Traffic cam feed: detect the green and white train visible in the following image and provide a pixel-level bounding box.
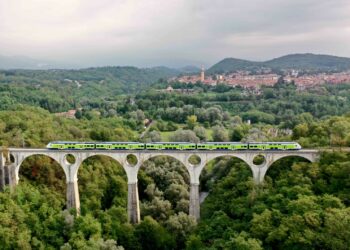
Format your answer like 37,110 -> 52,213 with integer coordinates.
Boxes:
46,141 -> 301,150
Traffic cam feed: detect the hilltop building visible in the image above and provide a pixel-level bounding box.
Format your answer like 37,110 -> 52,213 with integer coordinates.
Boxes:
157,85 -> 196,94
200,66 -> 205,82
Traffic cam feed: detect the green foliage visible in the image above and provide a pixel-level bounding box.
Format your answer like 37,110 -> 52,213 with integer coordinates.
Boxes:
193,126 -> 207,141
78,156 -> 127,214
212,125 -> 229,142
242,110 -> 275,124
293,115 -> 350,147
0,184 -> 66,249
134,216 -> 175,250
186,115 -> 197,129
169,129 -> 200,143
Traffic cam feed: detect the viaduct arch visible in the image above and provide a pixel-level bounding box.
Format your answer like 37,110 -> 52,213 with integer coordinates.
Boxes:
0,148 -> 319,223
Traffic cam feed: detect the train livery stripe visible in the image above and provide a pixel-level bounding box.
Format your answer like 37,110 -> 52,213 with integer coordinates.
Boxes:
46,142 -> 302,150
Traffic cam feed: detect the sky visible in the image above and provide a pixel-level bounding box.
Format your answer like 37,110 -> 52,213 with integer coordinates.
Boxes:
1,0 -> 350,68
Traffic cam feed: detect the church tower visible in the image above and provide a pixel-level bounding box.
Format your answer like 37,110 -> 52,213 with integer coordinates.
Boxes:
200,65 -> 205,82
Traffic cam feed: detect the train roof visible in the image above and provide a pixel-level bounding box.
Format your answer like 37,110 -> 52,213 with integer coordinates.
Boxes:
50,141 -> 142,144
198,142 -> 244,144
95,142 -> 142,144
50,141 -> 95,144
248,142 -> 299,144
146,142 -> 196,144
49,141 -> 300,145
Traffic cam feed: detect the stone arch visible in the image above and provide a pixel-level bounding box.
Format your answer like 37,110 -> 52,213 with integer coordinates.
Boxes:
141,153 -> 188,170
197,154 -> 254,202
264,154 -> 315,182
270,154 -> 315,166
77,154 -> 128,215
138,154 -> 191,188
14,152 -> 64,184
194,153 -> 253,185
76,153 -> 128,176
137,154 -> 191,219
55,151 -> 143,184
15,153 -> 67,198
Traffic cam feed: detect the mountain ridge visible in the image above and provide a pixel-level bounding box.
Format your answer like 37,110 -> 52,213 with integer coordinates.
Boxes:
2,53 -> 350,77
0,55 -> 77,69
208,53 -> 350,73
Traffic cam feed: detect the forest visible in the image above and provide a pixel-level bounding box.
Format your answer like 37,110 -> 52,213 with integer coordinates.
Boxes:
0,69 -> 350,249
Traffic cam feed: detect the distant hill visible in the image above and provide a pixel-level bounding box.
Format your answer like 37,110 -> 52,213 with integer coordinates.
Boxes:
81,66 -> 181,85
0,54 -> 201,74
0,55 -> 73,69
0,55 -> 197,85
207,58 -> 260,73
265,53 -> 350,71
177,65 -> 201,74
208,53 -> 350,73
0,66 -> 182,94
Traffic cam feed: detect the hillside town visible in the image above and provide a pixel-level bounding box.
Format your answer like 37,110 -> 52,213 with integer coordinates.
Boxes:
170,67 -> 350,90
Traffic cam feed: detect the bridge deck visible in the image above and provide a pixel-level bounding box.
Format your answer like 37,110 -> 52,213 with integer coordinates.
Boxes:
7,148 -> 319,154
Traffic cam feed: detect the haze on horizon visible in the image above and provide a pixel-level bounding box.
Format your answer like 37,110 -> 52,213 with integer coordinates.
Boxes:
1,0 -> 350,68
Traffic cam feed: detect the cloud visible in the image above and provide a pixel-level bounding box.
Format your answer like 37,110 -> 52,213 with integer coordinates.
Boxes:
0,0 -> 349,67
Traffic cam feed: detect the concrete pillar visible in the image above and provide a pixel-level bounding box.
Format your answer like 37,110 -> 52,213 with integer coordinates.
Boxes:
251,164 -> 269,184
1,162 -> 17,191
11,165 -> 17,190
0,153 -> 5,190
66,180 -> 80,214
189,183 -> 200,220
246,154 -> 272,184
127,182 -> 140,223
186,157 -> 207,221
122,155 -> 142,224
5,165 -> 11,190
59,153 -> 82,216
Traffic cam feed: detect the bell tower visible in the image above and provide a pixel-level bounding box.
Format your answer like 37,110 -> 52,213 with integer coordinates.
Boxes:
200,65 -> 205,82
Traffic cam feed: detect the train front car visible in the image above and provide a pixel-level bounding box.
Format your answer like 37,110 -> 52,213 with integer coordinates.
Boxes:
46,141 -> 69,149
248,142 -> 302,150
46,141 -> 57,149
293,142 -> 302,150
275,142 -> 302,150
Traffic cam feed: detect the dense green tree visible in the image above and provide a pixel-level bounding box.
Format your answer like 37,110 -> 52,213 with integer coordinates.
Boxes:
134,216 -> 175,250
186,115 -> 197,129
193,126 -> 207,141
169,129 -> 200,143
212,125 -> 229,142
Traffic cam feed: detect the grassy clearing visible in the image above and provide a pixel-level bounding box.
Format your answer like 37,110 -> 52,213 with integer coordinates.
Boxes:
205,128 -> 213,141
160,131 -> 173,141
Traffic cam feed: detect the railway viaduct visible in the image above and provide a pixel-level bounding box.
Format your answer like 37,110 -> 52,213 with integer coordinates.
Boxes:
0,148 -> 319,223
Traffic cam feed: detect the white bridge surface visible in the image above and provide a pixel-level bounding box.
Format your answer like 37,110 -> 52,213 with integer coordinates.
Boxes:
0,147 -> 334,223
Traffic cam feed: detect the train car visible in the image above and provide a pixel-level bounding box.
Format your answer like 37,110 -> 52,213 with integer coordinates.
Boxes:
248,142 -> 301,150
46,141 -> 95,150
197,142 -> 248,150
46,141 -> 302,151
95,142 -> 144,150
146,142 -> 196,150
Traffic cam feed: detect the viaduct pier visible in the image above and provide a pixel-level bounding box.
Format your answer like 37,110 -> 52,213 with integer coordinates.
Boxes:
0,148 -> 319,223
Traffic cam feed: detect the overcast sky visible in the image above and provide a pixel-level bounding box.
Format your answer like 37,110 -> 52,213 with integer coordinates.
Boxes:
1,0 -> 350,67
